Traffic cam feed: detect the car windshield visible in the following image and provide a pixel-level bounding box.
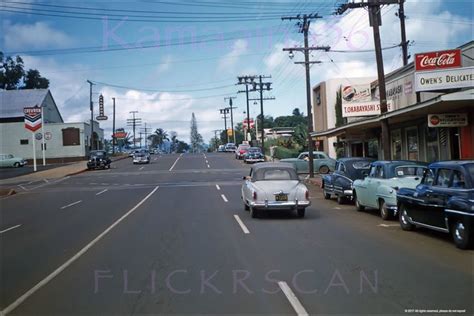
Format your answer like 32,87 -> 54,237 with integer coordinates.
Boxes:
91,152 -> 105,157
393,165 -> 426,177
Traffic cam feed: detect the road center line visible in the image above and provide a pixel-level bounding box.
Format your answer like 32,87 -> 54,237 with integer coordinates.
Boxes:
60,200 -> 82,210
233,215 -> 250,234
207,164 -> 210,168
215,184 -> 221,190
1,186 -> 160,316
0,224 -> 22,235
169,154 -> 182,171
278,281 -> 309,316
96,189 -> 108,196
139,167 -> 144,170
221,194 -> 228,202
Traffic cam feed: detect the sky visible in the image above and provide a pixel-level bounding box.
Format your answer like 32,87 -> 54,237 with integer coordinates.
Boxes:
1,0 -> 473,143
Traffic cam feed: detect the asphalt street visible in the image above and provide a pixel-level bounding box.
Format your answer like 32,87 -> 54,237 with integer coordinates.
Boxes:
0,153 -> 472,315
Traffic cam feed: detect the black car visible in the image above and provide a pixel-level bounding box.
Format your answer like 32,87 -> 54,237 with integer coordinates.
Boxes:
243,147 -> 265,164
322,157 -> 374,204
397,160 -> 474,249
87,150 -> 111,170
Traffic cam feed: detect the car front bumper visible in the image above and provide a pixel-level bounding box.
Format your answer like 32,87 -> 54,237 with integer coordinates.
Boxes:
245,158 -> 265,163
250,200 -> 310,209
133,159 -> 149,164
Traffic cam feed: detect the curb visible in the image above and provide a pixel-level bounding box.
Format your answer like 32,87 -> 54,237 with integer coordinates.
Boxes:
0,188 -> 16,197
67,155 -> 128,177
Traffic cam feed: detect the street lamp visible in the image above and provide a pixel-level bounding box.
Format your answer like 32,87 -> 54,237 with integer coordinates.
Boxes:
288,50 -> 295,59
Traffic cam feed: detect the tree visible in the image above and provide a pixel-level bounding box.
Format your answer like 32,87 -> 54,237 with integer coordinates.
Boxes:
169,131 -> 178,153
22,69 -> 50,89
292,108 -> 303,117
0,53 -> 25,90
148,128 -> 169,149
190,113 -> 203,153
176,140 -> 189,153
292,123 -> 308,150
256,114 -> 274,128
335,86 -> 345,127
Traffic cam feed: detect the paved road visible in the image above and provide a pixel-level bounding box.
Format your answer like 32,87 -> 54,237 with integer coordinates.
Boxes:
1,153 -> 472,315
0,164 -> 64,180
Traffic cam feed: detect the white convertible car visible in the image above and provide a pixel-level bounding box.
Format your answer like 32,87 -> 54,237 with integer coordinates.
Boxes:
241,163 -> 310,218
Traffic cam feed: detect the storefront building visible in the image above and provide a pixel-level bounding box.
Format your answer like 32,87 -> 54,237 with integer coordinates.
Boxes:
311,40 -> 473,162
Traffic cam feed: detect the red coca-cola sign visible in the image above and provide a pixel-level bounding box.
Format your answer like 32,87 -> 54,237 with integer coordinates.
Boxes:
415,49 -> 462,71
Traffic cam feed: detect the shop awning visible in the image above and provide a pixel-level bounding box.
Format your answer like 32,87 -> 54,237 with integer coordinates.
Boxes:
312,89 -> 474,138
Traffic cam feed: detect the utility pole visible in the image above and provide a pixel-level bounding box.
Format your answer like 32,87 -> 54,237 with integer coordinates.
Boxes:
127,111 -> 141,149
212,129 -> 221,151
335,0 -> 400,160
140,123 -> 152,150
224,97 -> 237,144
86,80 -> 95,151
219,108 -> 230,143
112,97 -> 116,154
397,0 -> 409,66
282,13 -> 327,178
248,75 -> 274,156
237,76 -> 254,141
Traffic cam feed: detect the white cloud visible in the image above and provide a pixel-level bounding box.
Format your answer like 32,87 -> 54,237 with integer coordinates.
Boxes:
3,21 -> 74,51
217,39 -> 248,72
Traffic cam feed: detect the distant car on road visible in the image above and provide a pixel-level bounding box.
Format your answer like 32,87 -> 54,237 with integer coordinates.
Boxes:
217,145 -> 225,152
87,150 -> 111,170
280,151 -> 336,174
322,157 -> 374,204
133,152 -> 150,164
235,144 -> 250,159
241,162 -> 310,218
243,147 -> 265,164
353,160 -> 427,220
225,143 -> 237,152
397,160 -> 474,249
0,154 -> 27,168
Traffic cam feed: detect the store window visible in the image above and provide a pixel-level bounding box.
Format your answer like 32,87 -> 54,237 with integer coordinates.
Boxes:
20,139 -> 29,145
368,139 -> 379,159
391,129 -> 402,160
406,128 -> 419,161
62,128 -> 80,146
425,126 -> 439,162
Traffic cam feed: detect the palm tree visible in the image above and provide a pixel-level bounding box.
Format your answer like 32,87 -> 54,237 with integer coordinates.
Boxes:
148,128 -> 169,150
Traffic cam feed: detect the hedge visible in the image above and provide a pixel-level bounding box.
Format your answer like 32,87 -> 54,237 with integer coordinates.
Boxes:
273,146 -> 300,160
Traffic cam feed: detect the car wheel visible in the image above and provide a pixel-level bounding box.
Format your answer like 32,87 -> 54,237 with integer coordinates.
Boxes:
354,192 -> 365,211
337,195 -> 345,205
399,204 -> 414,231
14,162 -> 20,168
250,207 -> 259,218
379,200 -> 391,220
452,220 -> 472,250
244,201 -> 249,211
319,165 -> 330,174
297,208 -> 305,218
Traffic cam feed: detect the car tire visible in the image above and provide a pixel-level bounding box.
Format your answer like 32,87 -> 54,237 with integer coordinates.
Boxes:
399,204 -> 414,231
337,195 -> 346,205
250,207 -> 259,218
244,202 -> 249,211
451,220 -> 473,250
379,201 -> 391,220
354,192 -> 365,211
14,162 -> 20,168
297,208 -> 305,218
319,165 -> 330,174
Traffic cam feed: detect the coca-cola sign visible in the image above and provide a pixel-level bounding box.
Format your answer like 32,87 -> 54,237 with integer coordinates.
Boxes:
415,49 -> 462,71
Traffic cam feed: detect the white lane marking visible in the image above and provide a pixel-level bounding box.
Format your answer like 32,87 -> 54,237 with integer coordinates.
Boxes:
60,200 -> 82,210
0,224 -> 22,235
17,185 -> 28,191
96,189 -> 108,196
378,224 -> 399,227
1,186 -> 160,316
233,215 -> 250,234
154,158 -> 158,161
139,167 -> 144,170
205,160 -> 209,164
207,164 -> 210,168
215,184 -> 221,191
43,179 -> 49,183
221,194 -> 228,202
278,281 -> 309,316
169,154 -> 182,171
333,207 -> 341,210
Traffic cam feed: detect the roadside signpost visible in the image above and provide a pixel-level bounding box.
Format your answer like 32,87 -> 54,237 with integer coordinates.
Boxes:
24,106 -> 42,171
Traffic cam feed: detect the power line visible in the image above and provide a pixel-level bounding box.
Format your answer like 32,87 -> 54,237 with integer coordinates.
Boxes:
91,80 -> 236,93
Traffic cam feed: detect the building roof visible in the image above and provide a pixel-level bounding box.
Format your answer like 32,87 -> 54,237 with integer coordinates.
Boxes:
0,89 -> 49,118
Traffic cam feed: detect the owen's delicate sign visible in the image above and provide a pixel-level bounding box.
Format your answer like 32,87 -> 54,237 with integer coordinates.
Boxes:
415,49 -> 462,72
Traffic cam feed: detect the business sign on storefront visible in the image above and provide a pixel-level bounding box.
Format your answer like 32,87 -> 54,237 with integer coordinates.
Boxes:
342,84 -> 371,103
428,113 -> 468,127
342,101 -> 394,117
415,67 -> 474,92
415,49 -> 462,72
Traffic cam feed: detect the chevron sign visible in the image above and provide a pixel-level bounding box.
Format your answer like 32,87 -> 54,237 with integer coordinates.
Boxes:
24,106 -> 42,132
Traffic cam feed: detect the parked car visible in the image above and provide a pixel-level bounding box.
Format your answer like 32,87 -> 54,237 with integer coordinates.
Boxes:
133,152 -> 150,164
87,150 -> 111,170
397,160 -> 474,249
217,145 -> 225,152
235,144 -> 250,159
225,143 -> 237,152
0,154 -> 27,168
353,160 -> 428,220
241,163 -> 310,218
322,157 -> 375,204
280,151 -> 336,174
243,147 -> 265,164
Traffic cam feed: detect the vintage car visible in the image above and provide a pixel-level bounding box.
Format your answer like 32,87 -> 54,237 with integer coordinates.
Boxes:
87,150 -> 111,170
0,154 -> 27,168
241,163 -> 310,218
397,161 -> 474,249
243,147 -> 265,164
353,160 -> 427,220
322,157 -> 375,204
225,143 -> 237,152
280,151 -> 336,174
133,152 -> 150,164
235,144 -> 250,160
